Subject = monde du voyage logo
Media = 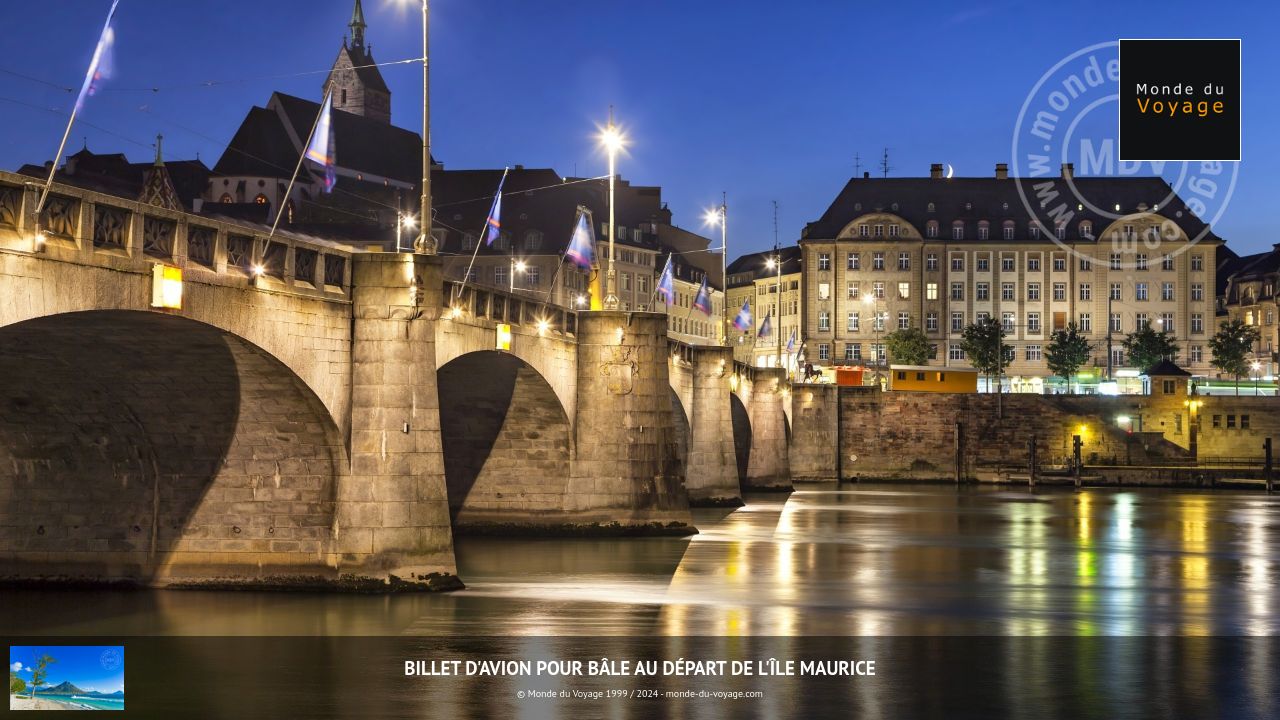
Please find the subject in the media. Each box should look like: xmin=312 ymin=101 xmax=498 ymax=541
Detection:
xmin=1120 ymin=39 xmax=1241 ymax=162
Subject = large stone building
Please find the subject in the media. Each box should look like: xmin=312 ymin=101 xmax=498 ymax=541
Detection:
xmin=658 ymin=246 xmax=724 ymax=346
xmin=726 ymin=247 xmax=802 ymax=369
xmin=1219 ymin=243 xmax=1280 ymax=380
xmin=798 ymin=163 xmax=1224 ymax=391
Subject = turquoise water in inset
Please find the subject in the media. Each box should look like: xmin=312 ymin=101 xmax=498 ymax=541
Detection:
xmin=44 ymin=695 xmax=125 ymax=711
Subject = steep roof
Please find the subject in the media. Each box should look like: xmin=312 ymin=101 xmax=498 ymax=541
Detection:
xmin=16 ymin=147 xmax=210 ymax=211
xmin=1143 ymin=359 xmax=1191 ymax=377
xmin=802 ymin=174 xmax=1220 ymax=244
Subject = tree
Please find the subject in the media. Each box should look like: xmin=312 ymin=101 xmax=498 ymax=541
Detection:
xmin=884 ymin=327 xmax=931 ymax=366
xmin=10 ymin=670 xmax=25 ymax=695
xmin=1209 ymin=318 xmax=1261 ymax=395
xmin=960 ymin=318 xmax=1012 ymax=384
xmin=30 ymin=654 xmax=54 ymax=699
xmin=1045 ymin=322 xmax=1093 ymax=392
xmin=1122 ymin=324 xmax=1179 ymax=373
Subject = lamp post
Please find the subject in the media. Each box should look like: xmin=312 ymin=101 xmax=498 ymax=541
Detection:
xmin=397 ymin=212 xmax=417 ymax=253
xmin=599 ymin=112 xmax=625 ymax=311
xmin=863 ymin=292 xmax=883 ymax=386
xmin=511 ymin=259 xmax=525 ymax=293
xmin=766 ymin=255 xmax=783 ymax=371
xmin=417 ymin=0 xmax=432 ymax=252
xmin=1253 ymin=360 xmax=1262 ymax=396
xmin=705 ymin=200 xmax=728 ymax=344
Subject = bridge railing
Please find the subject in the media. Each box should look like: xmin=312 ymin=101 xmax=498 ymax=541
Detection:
xmin=443 ymin=279 xmax=577 ymax=336
xmin=0 ymin=171 xmax=354 ymax=300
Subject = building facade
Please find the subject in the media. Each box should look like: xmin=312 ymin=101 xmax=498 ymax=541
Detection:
xmin=1219 ymin=244 xmax=1280 ymax=381
xmin=798 ymin=163 xmax=1224 ymax=391
xmin=726 ymin=247 xmax=802 ymax=370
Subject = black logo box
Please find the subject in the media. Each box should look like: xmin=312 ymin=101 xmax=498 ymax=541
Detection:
xmin=1119 ymin=39 xmax=1240 ymax=162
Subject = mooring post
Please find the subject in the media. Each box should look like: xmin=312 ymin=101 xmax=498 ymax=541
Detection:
xmin=1073 ymin=434 xmax=1083 ymax=489
xmin=1265 ymin=437 xmax=1273 ymax=493
xmin=1028 ymin=434 xmax=1037 ymax=489
xmin=954 ymin=421 xmax=964 ymax=484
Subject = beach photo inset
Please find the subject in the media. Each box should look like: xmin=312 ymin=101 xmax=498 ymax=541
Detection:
xmin=9 ymin=646 xmax=124 ymax=711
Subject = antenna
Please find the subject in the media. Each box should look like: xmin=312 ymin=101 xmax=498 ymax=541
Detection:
xmin=880 ymin=147 xmax=891 ymax=178
xmin=853 ymin=153 xmax=862 ymax=177
xmin=772 ymin=200 xmax=779 ymax=251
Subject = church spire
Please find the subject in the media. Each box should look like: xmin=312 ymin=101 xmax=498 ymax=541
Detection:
xmin=349 ymin=0 xmax=367 ymax=49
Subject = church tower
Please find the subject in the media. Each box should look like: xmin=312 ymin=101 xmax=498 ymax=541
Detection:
xmin=323 ymin=0 xmax=391 ymax=123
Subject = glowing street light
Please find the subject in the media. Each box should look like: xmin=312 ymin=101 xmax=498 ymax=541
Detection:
xmin=395 ymin=0 xmax=433 ymax=253
xmin=598 ymin=111 xmax=626 ymax=311
xmin=704 ymin=199 xmax=727 ymax=343
xmin=510 ymin=259 xmax=526 ymax=293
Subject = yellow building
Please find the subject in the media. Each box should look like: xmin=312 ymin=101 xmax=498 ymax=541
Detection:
xmin=887 ymin=365 xmax=978 ymax=393
xmin=725 ymin=247 xmax=802 ymax=370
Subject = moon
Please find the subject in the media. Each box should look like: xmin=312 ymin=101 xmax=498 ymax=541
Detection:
xmin=945 ymin=164 xmax=954 ymax=179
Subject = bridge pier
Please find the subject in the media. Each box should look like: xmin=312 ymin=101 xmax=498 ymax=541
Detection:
xmin=683 ymin=346 xmax=742 ymax=506
xmin=744 ymin=368 xmax=793 ymax=492
xmin=338 ymin=254 xmax=461 ymax=589
xmin=563 ymin=312 xmax=695 ymax=534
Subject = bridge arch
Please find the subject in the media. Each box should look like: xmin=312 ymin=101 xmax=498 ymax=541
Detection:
xmin=730 ymin=393 xmax=752 ymax=485
xmin=0 ymin=310 xmax=347 ymax=584
xmin=436 ymin=350 xmax=572 ymax=530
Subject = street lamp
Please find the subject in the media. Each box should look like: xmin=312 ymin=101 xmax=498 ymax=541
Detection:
xmin=863 ymin=292 xmax=883 ymax=386
xmin=1252 ymin=360 xmax=1262 ymax=396
xmin=397 ymin=212 xmax=417 ymax=252
xmin=511 ymin=259 xmax=526 ymax=293
xmin=766 ymin=255 xmax=783 ymax=371
xmin=598 ymin=113 xmax=626 ymax=311
xmin=704 ymin=200 xmax=728 ymax=344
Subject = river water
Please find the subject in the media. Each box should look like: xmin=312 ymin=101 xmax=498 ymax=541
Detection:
xmin=6 ymin=484 xmax=1279 ymax=718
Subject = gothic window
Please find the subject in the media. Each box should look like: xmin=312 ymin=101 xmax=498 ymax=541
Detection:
xmin=254 ymin=194 xmax=268 ymax=205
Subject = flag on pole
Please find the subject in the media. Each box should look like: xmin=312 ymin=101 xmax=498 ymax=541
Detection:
xmin=786 ymin=329 xmax=796 ymax=353
xmin=732 ymin=301 xmax=752 ymax=332
xmin=74 ymin=0 xmax=121 ymax=113
xmin=757 ymin=310 xmax=772 ymax=339
xmin=566 ymin=210 xmax=595 ymax=269
xmin=483 ymin=174 xmax=506 ymax=245
xmin=692 ymin=276 xmax=712 ymax=315
xmin=304 ymin=93 xmax=336 ymax=193
xmin=656 ymin=256 xmax=674 ymax=306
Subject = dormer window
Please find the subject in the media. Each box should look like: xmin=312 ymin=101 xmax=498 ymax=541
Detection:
xmin=927 ymin=202 xmax=936 ymax=213
xmin=1079 ymin=221 xmax=1093 ymax=238
xmin=952 ymin=221 xmax=964 ymax=240
xmin=977 ymin=221 xmax=990 ymax=240
xmin=1002 ymin=220 xmax=1015 ymax=240
xmin=926 ymin=220 xmax=938 ymax=238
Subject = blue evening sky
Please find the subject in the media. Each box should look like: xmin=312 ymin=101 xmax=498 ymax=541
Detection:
xmin=1 ymin=1 xmax=1276 ymax=254
xmin=9 ymin=645 xmax=125 ymax=693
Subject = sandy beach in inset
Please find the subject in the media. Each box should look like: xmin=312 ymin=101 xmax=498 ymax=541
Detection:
xmin=10 ymin=693 xmax=88 ymax=710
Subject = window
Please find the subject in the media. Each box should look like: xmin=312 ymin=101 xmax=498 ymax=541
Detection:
xmin=527 ymin=266 xmax=541 ymax=286
xmin=927 ymin=221 xmax=939 ymax=238
xmin=1160 ymin=312 xmax=1174 ymax=333
xmin=1191 ymin=283 xmax=1204 ymax=301
xmin=977 ymin=282 xmax=990 ymax=301
xmin=1029 ymin=225 xmax=1041 ymax=240
xmin=1026 ymin=345 xmax=1042 ymax=361
xmin=1053 ymin=257 xmax=1066 ymax=272
xmin=1079 ymin=221 xmax=1094 ymax=238
xmin=859 ymin=225 xmax=870 ymax=238
xmin=1212 ymin=414 xmax=1222 ymax=428
xmin=817 ymin=252 xmax=830 ymax=270
xmin=1161 ymin=282 xmax=1174 ymax=301
xmin=978 ymin=224 xmax=990 ymax=240
xmin=847 ymin=312 xmax=860 ymax=332
xmin=1227 ymin=415 xmax=1236 ymax=429
xmin=1079 ymin=283 xmax=1091 ymax=301
xmin=951 ymin=256 xmax=964 ymax=271
xmin=952 ymin=222 xmax=965 ymax=240
xmin=898 ymin=282 xmax=910 ymax=300
xmin=1136 ymin=254 xmax=1148 ymax=271
xmin=1003 ymin=224 xmax=1015 ymax=240
xmin=1137 ymin=312 xmax=1149 ymax=329
xmin=874 ymin=281 xmax=885 ymax=299
xmin=977 ymin=311 xmax=991 ymax=324
xmin=1163 ymin=379 xmax=1176 ymax=395
xmin=1191 ymin=345 xmax=1203 ymax=363
xmin=1110 ymin=283 xmax=1122 ymax=301
xmin=927 ymin=253 xmax=939 ymax=270
xmin=1027 ymin=313 xmax=1041 ymax=333
xmin=1191 ymin=255 xmax=1204 ymax=271
xmin=1002 ymin=312 xmax=1015 ymax=332
xmin=1028 ymin=283 xmax=1041 ymax=301
xmin=1110 ymin=313 xmax=1122 ymax=333
xmin=847 ymin=252 xmax=860 ymax=270
xmin=898 ymin=312 xmax=910 ymax=329
xmin=638 ymin=275 xmax=649 ymax=294
xmin=951 ymin=283 xmax=964 ymax=300
xmin=495 ymin=266 xmax=508 ymax=286
xmin=1079 ymin=257 xmax=1092 ymax=271
xmin=874 ymin=224 xmax=884 ymax=237
xmin=1028 ymin=257 xmax=1041 ymax=271
xmin=1162 ymin=255 xmax=1175 ymax=271
xmin=818 ymin=311 xmax=830 ymax=331
xmin=847 ymin=281 xmax=860 ymax=299
xmin=1002 ymin=283 xmax=1015 ymax=301
xmin=1053 ymin=283 xmax=1066 ymax=301
xmin=873 ymin=313 xmax=886 ymax=332
xmin=873 ymin=252 xmax=885 ymax=271
xmin=949 ymin=344 xmax=967 ymax=360
xmin=1242 ymin=415 xmax=1251 ymax=429
xmin=889 ymin=224 xmax=900 ymax=237
xmin=818 ymin=282 xmax=830 ymax=300
xmin=1002 ymin=257 xmax=1015 ymax=272
xmin=1135 ymin=282 xmax=1148 ymax=301
xmin=845 ymin=343 xmax=861 ymax=361
xmin=1056 ymin=224 xmax=1067 ymax=240
xmin=621 ymin=273 xmax=632 ymax=291
xmin=872 ymin=344 xmax=886 ymax=363
xmin=1112 ymin=348 xmax=1126 ymax=367
xmin=978 ymin=257 xmax=990 ymax=272
xmin=1110 ymin=253 xmax=1122 ymax=271
xmin=1078 ymin=313 xmax=1092 ymax=332
xmin=951 ymin=312 xmax=964 ymax=332
xmin=926 ymin=312 xmax=939 ymax=331
xmin=898 ymin=252 xmax=910 ymax=270
xmin=254 ymin=194 xmax=269 ymax=204
xmin=926 ymin=282 xmax=939 ymax=300
xmin=819 ymin=343 xmax=830 ymax=361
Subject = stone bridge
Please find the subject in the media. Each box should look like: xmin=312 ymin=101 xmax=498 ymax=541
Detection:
xmin=0 ymin=172 xmax=790 ymax=591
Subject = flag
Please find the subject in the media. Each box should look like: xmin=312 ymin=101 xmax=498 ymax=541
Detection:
xmin=566 ymin=211 xmax=595 ymax=269
xmin=74 ymin=0 xmax=120 ymax=113
xmin=786 ymin=329 xmax=796 ymax=353
xmin=732 ymin=301 xmax=752 ymax=332
xmin=757 ymin=310 xmax=772 ymax=339
xmin=305 ymin=93 xmax=336 ymax=193
xmin=692 ymin=276 xmax=712 ymax=315
xmin=483 ymin=174 xmax=506 ymax=245
xmin=656 ymin=256 xmax=674 ymax=306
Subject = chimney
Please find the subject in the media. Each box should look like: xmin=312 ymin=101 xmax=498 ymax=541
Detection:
xmin=930 ymin=163 xmax=944 ymax=179
xmin=1061 ymin=162 xmax=1074 ymax=179
xmin=863 ymin=171 xmax=870 ymax=179
xmin=995 ymin=163 xmax=1008 ymax=180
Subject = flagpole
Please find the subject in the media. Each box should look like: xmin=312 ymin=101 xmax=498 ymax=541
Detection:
xmin=456 ymin=167 xmax=508 ymax=305
xmin=269 ymin=87 xmax=333 ymax=241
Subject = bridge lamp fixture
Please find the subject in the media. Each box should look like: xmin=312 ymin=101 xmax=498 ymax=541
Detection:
xmin=574 ymin=294 xmax=587 ymax=308
xmin=448 ymin=305 xmax=464 ymax=320
xmin=401 ymin=214 xmax=418 ymax=230
xmin=150 ymin=264 xmax=183 ymax=310
xmin=514 ymin=260 xmax=527 ymax=273
xmin=495 ymin=322 xmax=512 ymax=351
xmin=536 ymin=318 xmax=550 ymax=336
xmin=730 ymin=373 xmax=739 ymax=392
xmin=251 ymin=263 xmax=266 ymax=277
xmin=33 ymin=231 xmax=46 ymax=249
